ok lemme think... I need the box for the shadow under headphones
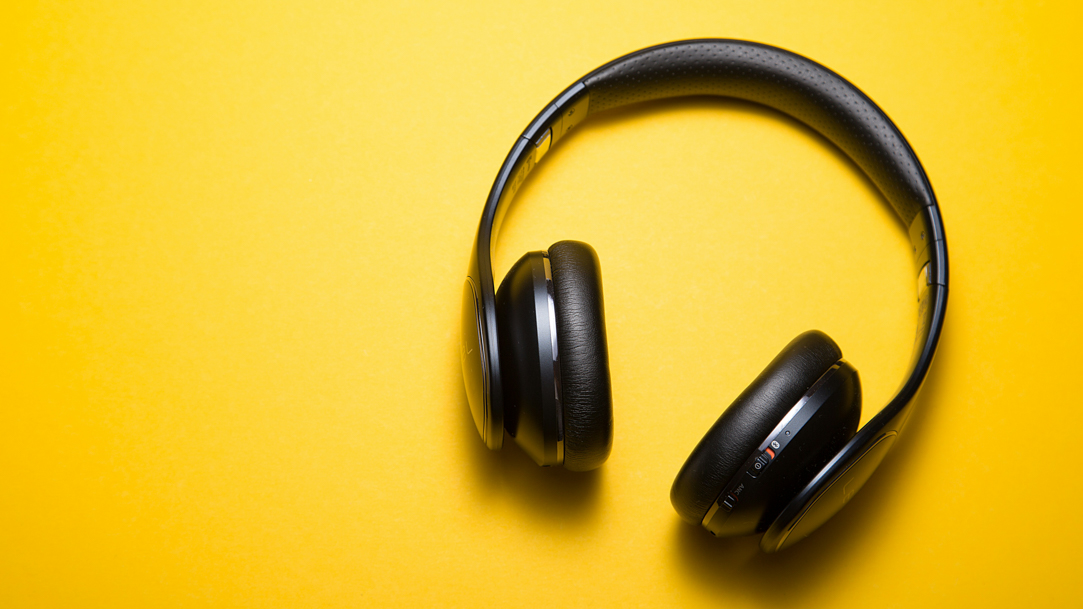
[460,40,948,552]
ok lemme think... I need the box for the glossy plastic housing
[495,252,562,466]
[760,279,946,552]
[461,39,948,549]
[461,278,493,445]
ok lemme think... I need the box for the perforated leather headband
[463,40,947,468]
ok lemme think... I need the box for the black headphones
[460,40,948,552]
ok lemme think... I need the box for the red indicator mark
[765,448,776,459]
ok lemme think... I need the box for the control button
[748,452,772,478]
[534,128,552,162]
[721,499,734,511]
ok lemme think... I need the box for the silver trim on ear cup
[543,255,564,465]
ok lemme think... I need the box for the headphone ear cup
[496,250,562,466]
[670,331,859,526]
[548,241,613,471]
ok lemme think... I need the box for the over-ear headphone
[460,40,948,552]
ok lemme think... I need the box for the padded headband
[584,40,932,224]
[464,40,947,460]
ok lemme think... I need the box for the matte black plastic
[496,252,561,466]
[670,331,844,524]
[548,241,613,471]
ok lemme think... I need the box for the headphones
[460,40,948,552]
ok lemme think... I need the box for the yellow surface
[3,1,1081,606]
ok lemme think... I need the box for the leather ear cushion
[548,241,613,472]
[670,331,843,524]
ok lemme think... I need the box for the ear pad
[548,241,613,471]
[670,331,853,524]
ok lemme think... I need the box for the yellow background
[3,1,1081,606]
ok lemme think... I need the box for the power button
[747,451,772,478]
